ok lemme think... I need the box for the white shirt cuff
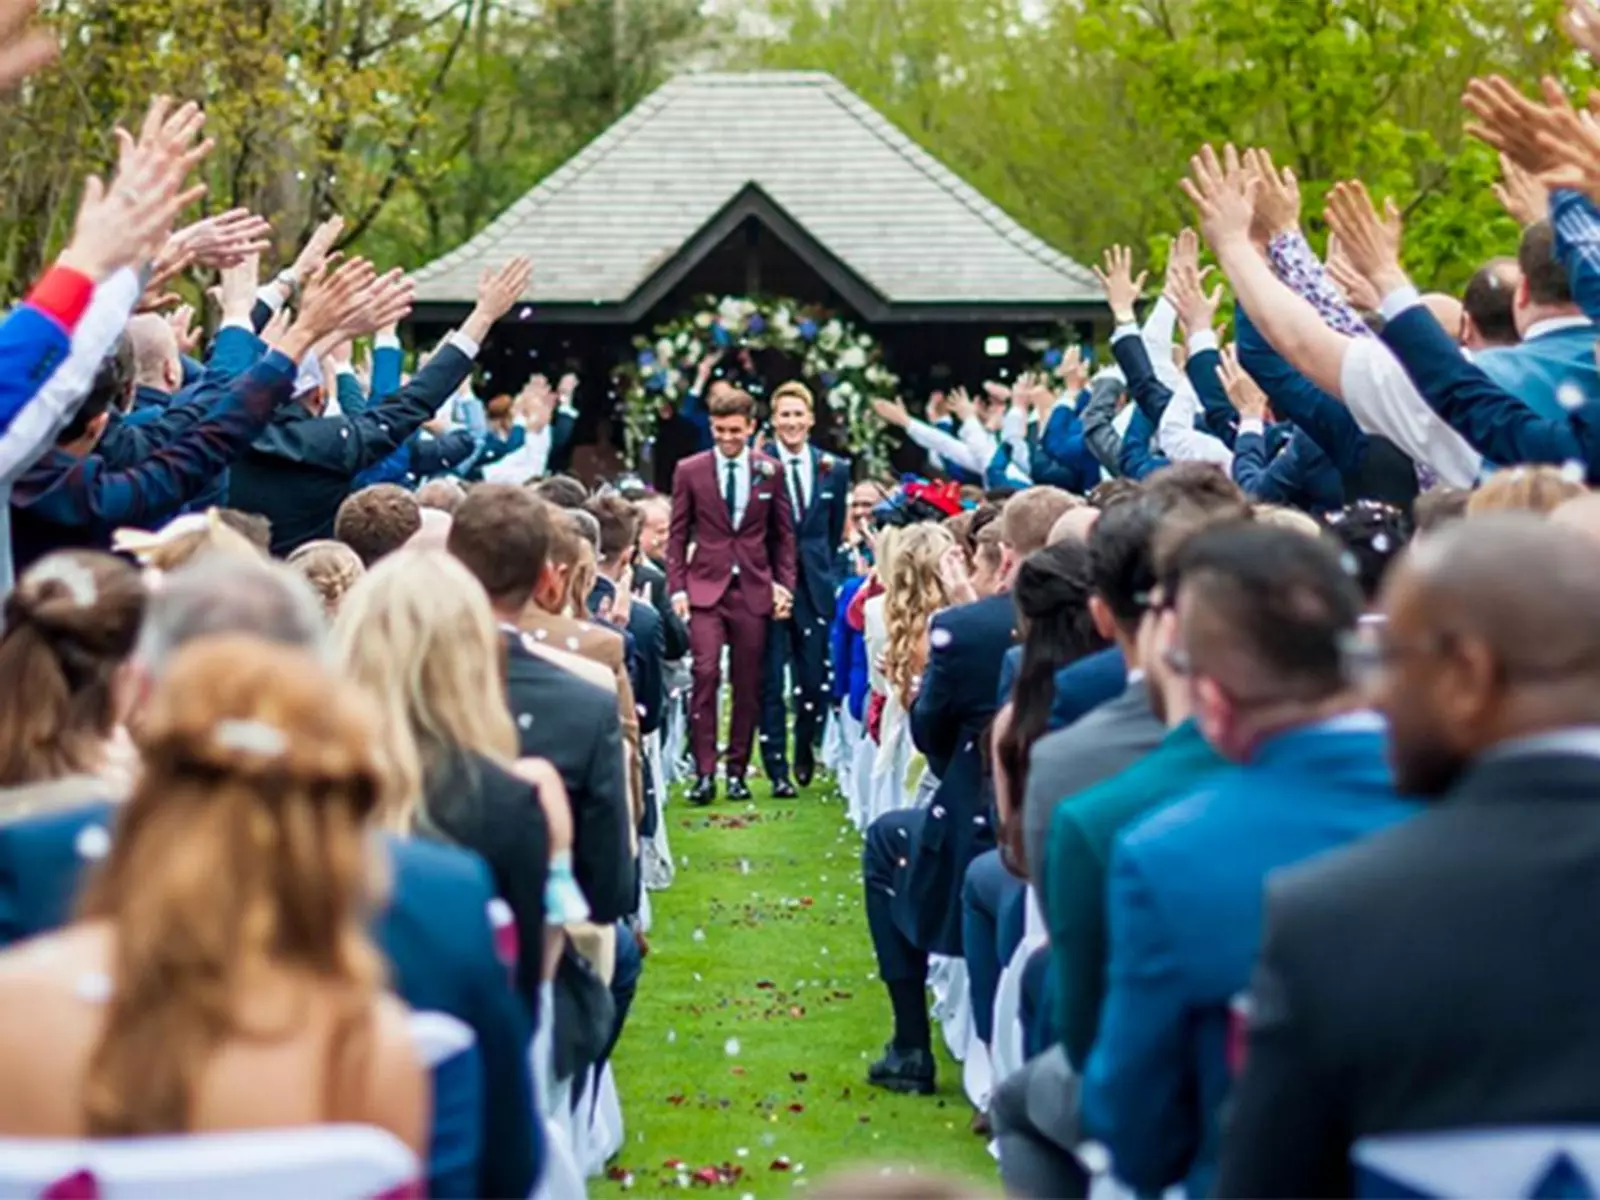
[1378,285,1423,324]
[1111,322,1140,344]
[335,363,356,378]
[1187,330,1220,354]
[254,285,286,314]
[219,316,252,332]
[1237,417,1266,436]
[446,330,481,360]
[375,332,401,351]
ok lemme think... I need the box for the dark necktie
[724,458,739,523]
[788,456,808,514]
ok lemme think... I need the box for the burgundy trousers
[688,585,768,777]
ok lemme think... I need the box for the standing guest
[667,388,797,805]
[1216,516,1600,1196]
[334,550,570,1018]
[0,637,425,1157]
[287,539,365,616]
[334,483,422,566]
[228,257,531,555]
[0,553,145,842]
[759,381,850,793]
[1080,522,1417,1197]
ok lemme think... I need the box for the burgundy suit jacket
[666,449,797,615]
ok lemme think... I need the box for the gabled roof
[411,71,1102,320]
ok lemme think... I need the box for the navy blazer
[1048,644,1127,732]
[1232,426,1344,512]
[764,442,849,619]
[1080,717,1417,1197]
[0,805,538,1200]
[907,593,1015,954]
[1382,304,1600,477]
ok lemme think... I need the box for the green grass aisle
[595,775,996,1196]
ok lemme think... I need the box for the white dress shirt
[1110,322,1232,468]
[716,445,752,527]
[777,443,814,516]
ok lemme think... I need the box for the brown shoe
[970,1109,992,1137]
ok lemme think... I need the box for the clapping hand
[61,97,213,284]
[1216,344,1269,421]
[1323,181,1408,298]
[1180,143,1258,255]
[1093,245,1147,325]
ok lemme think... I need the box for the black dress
[420,748,550,1018]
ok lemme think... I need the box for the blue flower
[712,323,733,348]
[645,372,666,393]
[799,319,818,341]
[821,371,837,388]
[747,314,766,335]
[1043,348,1064,369]
[637,348,657,368]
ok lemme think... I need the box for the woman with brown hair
[0,636,424,1151]
[0,551,147,816]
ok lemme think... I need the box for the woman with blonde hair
[0,636,424,1152]
[286,539,365,615]
[334,549,581,1015]
[0,551,146,818]
[1466,464,1587,515]
[864,522,961,821]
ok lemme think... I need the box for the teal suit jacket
[1045,718,1224,1069]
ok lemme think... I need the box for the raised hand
[290,215,345,287]
[275,257,378,361]
[1493,152,1550,227]
[1325,235,1383,312]
[1216,344,1268,421]
[170,208,273,269]
[1164,228,1200,299]
[1562,0,1600,62]
[461,255,533,343]
[1058,345,1089,394]
[937,544,978,605]
[60,96,212,282]
[1168,261,1224,339]
[1245,147,1301,244]
[1464,76,1573,176]
[337,267,415,339]
[1323,181,1408,296]
[212,253,261,325]
[167,304,201,356]
[1180,143,1258,254]
[0,0,55,94]
[1093,245,1148,324]
[872,397,911,429]
[947,386,975,423]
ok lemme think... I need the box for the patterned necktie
[724,458,739,522]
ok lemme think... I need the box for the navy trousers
[758,588,831,780]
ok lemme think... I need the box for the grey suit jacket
[1023,681,1164,892]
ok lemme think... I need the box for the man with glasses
[1219,515,1600,1195]
[1078,520,1417,1198]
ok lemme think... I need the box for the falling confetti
[724,1037,741,1056]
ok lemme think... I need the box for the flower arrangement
[613,295,898,473]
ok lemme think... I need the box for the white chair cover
[530,982,586,1200]
[849,727,878,831]
[570,1066,625,1178]
[990,889,1049,1087]
[641,729,674,894]
[0,1126,419,1200]
[1353,1129,1600,1198]
[928,954,972,1063]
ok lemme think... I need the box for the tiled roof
[411,71,1101,307]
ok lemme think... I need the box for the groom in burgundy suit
[668,387,797,805]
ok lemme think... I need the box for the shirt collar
[717,445,750,471]
[1523,315,1595,341]
[1480,726,1600,765]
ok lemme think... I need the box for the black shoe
[794,742,815,788]
[726,776,753,802]
[689,775,716,807]
[770,778,798,799]
[867,1043,936,1095]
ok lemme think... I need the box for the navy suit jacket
[1048,645,1127,732]
[907,593,1015,954]
[764,442,849,619]
[1478,323,1600,421]
[1080,716,1418,1197]
[1382,303,1600,477]
[0,806,538,1200]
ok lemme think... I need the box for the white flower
[839,345,867,370]
[718,296,753,325]
[834,380,859,401]
[694,312,713,329]
[656,337,674,362]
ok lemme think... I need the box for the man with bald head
[1550,490,1600,547]
[1219,514,1600,1195]
[123,312,185,423]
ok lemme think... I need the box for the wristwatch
[274,268,299,295]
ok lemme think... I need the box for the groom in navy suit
[759,381,850,794]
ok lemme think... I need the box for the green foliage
[743,0,1586,290]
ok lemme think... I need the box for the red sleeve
[25,265,95,333]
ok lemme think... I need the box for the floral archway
[613,295,898,474]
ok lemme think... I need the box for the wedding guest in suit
[1218,515,1600,1195]
[759,381,850,794]
[857,487,1062,1094]
[0,637,426,1157]
[585,494,665,744]
[333,549,569,1018]
[667,387,797,805]
[333,482,421,566]
[1080,521,1417,1197]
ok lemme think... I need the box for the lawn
[596,773,996,1196]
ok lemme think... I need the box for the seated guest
[286,539,365,616]
[334,549,573,1017]
[532,473,589,510]
[0,554,538,1199]
[334,482,422,566]
[1321,499,1413,610]
[1466,463,1588,515]
[0,553,145,869]
[586,493,665,741]
[1413,484,1470,531]
[1079,521,1418,1196]
[112,508,266,575]
[0,637,425,1158]
[1217,516,1600,1195]
[416,477,466,514]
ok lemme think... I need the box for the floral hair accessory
[213,719,288,758]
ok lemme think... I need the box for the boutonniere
[755,459,777,479]
[819,453,838,474]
